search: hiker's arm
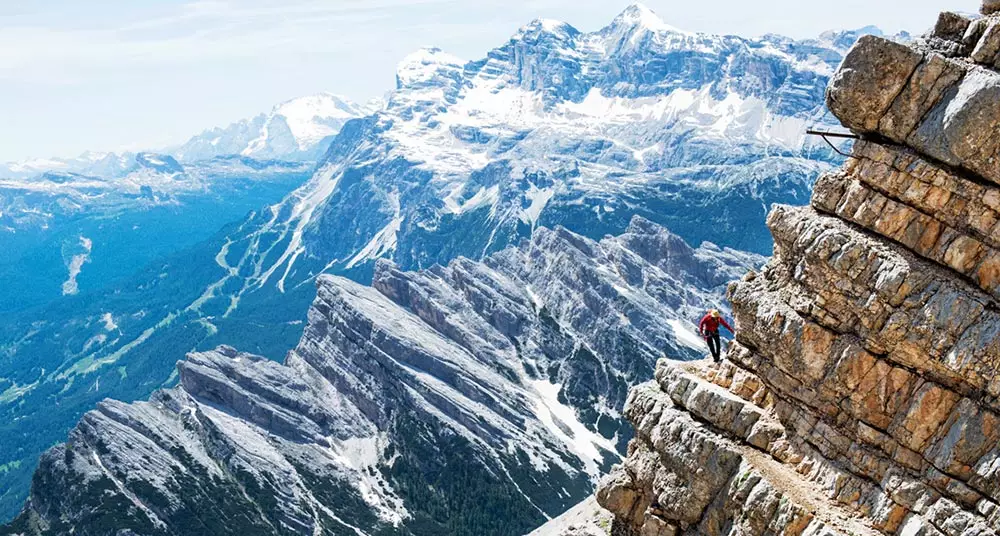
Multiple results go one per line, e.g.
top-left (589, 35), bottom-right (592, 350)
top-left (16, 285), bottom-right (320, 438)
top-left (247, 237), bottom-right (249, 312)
top-left (721, 318), bottom-right (735, 334)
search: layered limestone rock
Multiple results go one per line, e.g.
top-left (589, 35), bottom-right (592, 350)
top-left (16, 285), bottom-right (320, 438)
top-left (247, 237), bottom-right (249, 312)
top-left (597, 5), bottom-right (1000, 536)
top-left (827, 8), bottom-right (1000, 186)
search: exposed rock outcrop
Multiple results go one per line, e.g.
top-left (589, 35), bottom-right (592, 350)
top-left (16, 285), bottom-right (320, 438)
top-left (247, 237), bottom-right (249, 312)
top-left (597, 5), bottom-right (1000, 536)
top-left (528, 496), bottom-right (614, 536)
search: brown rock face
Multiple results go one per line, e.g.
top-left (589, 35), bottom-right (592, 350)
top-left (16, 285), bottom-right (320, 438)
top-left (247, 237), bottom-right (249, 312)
top-left (597, 5), bottom-right (1000, 536)
top-left (827, 9), bottom-right (1000, 187)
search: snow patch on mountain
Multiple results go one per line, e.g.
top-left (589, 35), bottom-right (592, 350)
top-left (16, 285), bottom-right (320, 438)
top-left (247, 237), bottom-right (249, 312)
top-left (61, 236), bottom-right (92, 296)
top-left (521, 184), bottom-right (557, 227)
top-left (255, 162), bottom-right (345, 292)
top-left (324, 434), bottom-right (407, 524)
top-left (345, 191), bottom-right (403, 270)
top-left (442, 184), bottom-right (500, 215)
top-left (529, 377), bottom-right (617, 478)
top-left (100, 313), bottom-right (118, 332)
top-left (668, 318), bottom-right (707, 350)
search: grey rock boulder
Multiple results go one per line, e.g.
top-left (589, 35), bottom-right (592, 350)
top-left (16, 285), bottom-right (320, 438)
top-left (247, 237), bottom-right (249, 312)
top-left (826, 36), bottom-right (923, 132)
top-left (828, 34), bottom-right (1000, 187)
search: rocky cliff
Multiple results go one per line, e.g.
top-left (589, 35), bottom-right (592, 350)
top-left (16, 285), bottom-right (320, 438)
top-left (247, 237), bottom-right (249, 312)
top-left (596, 4), bottom-right (1000, 536)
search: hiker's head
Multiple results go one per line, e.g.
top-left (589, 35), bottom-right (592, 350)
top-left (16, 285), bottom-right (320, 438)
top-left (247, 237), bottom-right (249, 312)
top-left (710, 309), bottom-right (720, 318)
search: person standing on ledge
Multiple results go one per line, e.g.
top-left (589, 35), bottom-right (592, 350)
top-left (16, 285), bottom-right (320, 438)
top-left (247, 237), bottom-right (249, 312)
top-left (699, 309), bottom-right (734, 363)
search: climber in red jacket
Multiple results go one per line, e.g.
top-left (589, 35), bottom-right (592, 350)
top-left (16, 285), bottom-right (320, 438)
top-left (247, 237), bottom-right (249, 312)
top-left (699, 309), bottom-right (734, 363)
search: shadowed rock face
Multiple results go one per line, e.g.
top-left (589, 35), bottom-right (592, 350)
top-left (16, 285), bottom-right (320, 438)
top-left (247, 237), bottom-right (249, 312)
top-left (597, 4), bottom-right (1000, 536)
top-left (2, 218), bottom-right (761, 536)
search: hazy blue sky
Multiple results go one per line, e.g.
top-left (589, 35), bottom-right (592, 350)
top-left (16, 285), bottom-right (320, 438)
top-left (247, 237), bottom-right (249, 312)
top-left (0, 0), bottom-right (980, 162)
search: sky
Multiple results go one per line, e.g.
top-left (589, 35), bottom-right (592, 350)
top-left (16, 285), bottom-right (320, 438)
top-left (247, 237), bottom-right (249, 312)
top-left (0, 0), bottom-right (981, 162)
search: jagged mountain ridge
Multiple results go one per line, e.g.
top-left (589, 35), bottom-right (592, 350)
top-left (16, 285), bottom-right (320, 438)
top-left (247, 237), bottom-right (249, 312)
top-left (3, 217), bottom-right (762, 535)
top-left (237, 2), bottom-right (851, 289)
top-left (204, 2), bottom-right (874, 333)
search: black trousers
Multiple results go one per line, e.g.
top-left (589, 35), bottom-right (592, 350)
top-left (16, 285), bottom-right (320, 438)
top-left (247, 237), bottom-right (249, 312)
top-left (705, 331), bottom-right (722, 361)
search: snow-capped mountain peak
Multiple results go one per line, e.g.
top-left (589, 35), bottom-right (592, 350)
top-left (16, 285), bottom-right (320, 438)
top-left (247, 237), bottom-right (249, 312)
top-left (514, 17), bottom-right (579, 40)
top-left (253, 92), bottom-right (371, 152)
top-left (813, 25), bottom-right (905, 52)
top-left (610, 3), bottom-right (687, 36)
top-left (392, 47), bottom-right (468, 119)
top-left (177, 93), bottom-right (376, 162)
top-left (598, 3), bottom-right (708, 56)
top-left (395, 47), bottom-right (466, 89)
top-left (276, 92), bottom-right (363, 119)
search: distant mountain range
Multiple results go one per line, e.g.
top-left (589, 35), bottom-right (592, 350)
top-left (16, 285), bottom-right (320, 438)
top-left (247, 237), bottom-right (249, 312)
top-left (173, 93), bottom-right (383, 162)
top-left (0, 3), bottom-right (898, 527)
top-left (0, 94), bottom-right (376, 313)
top-left (0, 94), bottom-right (378, 182)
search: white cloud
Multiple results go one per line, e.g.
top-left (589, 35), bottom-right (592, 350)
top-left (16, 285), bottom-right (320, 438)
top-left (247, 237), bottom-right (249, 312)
top-left (0, 0), bottom-right (472, 81)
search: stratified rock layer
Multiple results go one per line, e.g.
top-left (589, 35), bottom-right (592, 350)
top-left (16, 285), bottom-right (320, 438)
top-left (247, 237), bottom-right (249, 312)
top-left (598, 5), bottom-right (1000, 536)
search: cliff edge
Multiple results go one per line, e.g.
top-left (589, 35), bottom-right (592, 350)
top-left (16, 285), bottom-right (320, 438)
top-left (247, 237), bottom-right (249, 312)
top-left (596, 4), bottom-right (1000, 535)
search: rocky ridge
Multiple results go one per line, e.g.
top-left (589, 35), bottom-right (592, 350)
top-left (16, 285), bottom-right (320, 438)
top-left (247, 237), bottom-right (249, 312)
top-left (2, 217), bottom-right (760, 535)
top-left (596, 4), bottom-right (1000, 536)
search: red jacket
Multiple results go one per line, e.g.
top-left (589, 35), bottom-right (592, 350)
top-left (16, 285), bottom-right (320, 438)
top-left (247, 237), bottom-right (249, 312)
top-left (699, 314), bottom-right (734, 336)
